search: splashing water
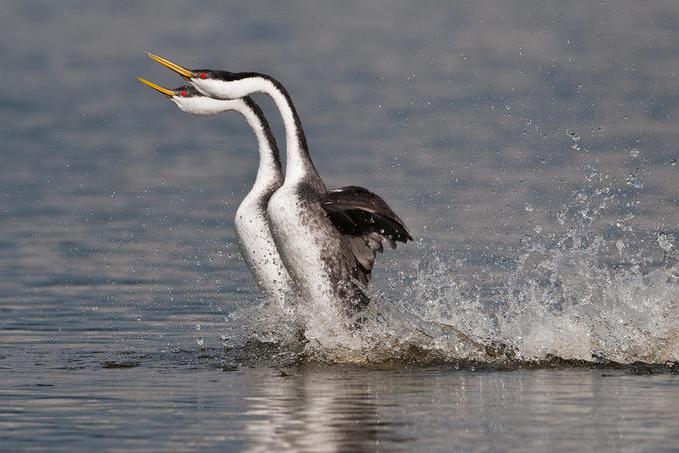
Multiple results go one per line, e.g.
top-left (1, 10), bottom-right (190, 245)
top-left (223, 164), bottom-right (679, 367)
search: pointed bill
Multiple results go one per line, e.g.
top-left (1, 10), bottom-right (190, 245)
top-left (146, 52), bottom-right (195, 79)
top-left (136, 76), bottom-right (175, 97)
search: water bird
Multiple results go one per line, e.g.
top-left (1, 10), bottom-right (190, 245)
top-left (147, 53), bottom-right (413, 319)
top-left (136, 77), bottom-right (294, 307)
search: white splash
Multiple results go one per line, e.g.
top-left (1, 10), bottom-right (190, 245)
top-left (224, 166), bottom-right (679, 366)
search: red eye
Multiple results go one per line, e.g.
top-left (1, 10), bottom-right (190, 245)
top-left (180, 90), bottom-right (187, 97)
top-left (199, 73), bottom-right (207, 79)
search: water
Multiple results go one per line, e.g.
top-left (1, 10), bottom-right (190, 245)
top-left (2, 0), bottom-right (679, 450)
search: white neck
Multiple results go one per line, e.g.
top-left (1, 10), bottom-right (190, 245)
top-left (262, 79), bottom-right (308, 185)
top-left (235, 101), bottom-right (282, 193)
top-left (201, 76), bottom-right (324, 189)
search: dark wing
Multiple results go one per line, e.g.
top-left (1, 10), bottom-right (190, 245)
top-left (321, 186), bottom-right (413, 284)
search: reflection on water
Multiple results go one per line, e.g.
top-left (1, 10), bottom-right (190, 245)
top-left (2, 0), bottom-right (679, 450)
top-left (3, 352), bottom-right (679, 451)
top-left (243, 368), bottom-right (388, 451)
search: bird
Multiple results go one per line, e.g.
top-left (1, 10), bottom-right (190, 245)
top-left (136, 77), bottom-right (295, 309)
top-left (146, 53), bottom-right (412, 321)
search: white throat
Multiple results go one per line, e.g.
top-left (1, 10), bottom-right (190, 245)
top-left (237, 102), bottom-right (282, 192)
top-left (191, 76), bottom-right (320, 187)
top-left (172, 96), bottom-right (282, 189)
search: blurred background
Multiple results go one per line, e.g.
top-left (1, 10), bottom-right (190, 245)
top-left (1, 0), bottom-right (678, 343)
top-left (2, 1), bottom-right (679, 450)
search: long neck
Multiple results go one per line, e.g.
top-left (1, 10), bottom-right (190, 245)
top-left (232, 75), bottom-right (325, 190)
top-left (237, 97), bottom-right (283, 193)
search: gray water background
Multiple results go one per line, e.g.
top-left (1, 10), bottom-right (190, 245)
top-left (2, 1), bottom-right (679, 451)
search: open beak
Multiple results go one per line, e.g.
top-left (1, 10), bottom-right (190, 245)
top-left (146, 52), bottom-right (195, 79)
top-left (136, 76), bottom-right (175, 97)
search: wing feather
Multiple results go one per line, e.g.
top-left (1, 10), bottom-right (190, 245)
top-left (321, 186), bottom-right (413, 284)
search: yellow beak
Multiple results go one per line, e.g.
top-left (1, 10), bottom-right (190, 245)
top-left (136, 76), bottom-right (175, 97)
top-left (146, 52), bottom-right (195, 79)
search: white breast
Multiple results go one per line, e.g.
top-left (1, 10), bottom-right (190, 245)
top-left (267, 186), bottom-right (340, 312)
top-left (235, 196), bottom-right (294, 307)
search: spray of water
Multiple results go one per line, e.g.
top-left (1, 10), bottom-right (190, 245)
top-left (224, 162), bottom-right (679, 366)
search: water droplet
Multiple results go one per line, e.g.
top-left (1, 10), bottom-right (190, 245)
top-left (625, 174), bottom-right (644, 189)
top-left (657, 233), bottom-right (674, 252)
top-left (556, 205), bottom-right (568, 225)
top-left (567, 131), bottom-right (581, 151)
top-left (616, 239), bottom-right (625, 255)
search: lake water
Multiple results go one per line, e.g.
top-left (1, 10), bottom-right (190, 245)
top-left (1, 1), bottom-right (679, 451)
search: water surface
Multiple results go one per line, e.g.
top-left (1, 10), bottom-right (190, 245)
top-left (1, 1), bottom-right (679, 450)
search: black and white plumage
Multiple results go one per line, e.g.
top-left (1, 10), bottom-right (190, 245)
top-left (323, 186), bottom-right (412, 286)
top-left (147, 54), bottom-right (413, 316)
top-left (136, 77), bottom-right (295, 307)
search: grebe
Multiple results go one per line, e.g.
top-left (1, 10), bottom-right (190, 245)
top-left (147, 54), bottom-right (412, 320)
top-left (137, 77), bottom-right (295, 308)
